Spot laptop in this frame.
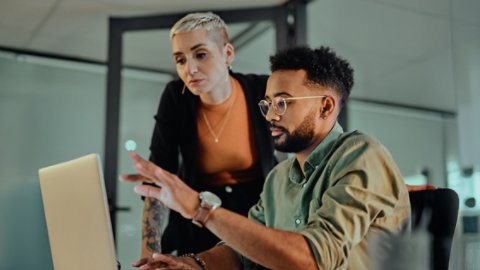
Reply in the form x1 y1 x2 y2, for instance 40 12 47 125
38 154 119 270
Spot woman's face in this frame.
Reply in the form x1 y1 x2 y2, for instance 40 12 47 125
171 28 234 96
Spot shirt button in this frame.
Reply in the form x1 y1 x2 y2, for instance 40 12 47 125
295 219 301 225
225 186 233 193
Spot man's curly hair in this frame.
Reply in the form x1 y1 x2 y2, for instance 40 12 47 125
269 46 354 107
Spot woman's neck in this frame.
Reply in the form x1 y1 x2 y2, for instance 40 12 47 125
200 76 232 105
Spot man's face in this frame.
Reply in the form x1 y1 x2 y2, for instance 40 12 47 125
264 70 322 153
171 28 233 96
273 108 316 153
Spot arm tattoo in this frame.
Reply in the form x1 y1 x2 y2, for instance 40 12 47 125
143 197 167 252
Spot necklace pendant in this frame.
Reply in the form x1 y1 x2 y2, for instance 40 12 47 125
214 138 219 143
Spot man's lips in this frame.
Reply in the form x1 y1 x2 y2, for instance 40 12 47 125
270 125 286 137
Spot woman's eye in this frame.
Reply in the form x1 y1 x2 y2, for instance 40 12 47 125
175 58 185 65
196 52 207 60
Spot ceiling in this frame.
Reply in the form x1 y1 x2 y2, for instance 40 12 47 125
1 0 479 112
0 0 285 64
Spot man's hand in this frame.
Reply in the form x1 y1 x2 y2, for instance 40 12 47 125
132 254 202 270
131 257 152 268
121 152 200 219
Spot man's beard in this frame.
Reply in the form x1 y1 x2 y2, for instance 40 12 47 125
273 112 316 153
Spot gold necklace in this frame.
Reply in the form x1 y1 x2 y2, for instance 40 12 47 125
201 90 237 143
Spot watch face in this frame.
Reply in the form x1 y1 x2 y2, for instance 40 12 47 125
200 191 222 207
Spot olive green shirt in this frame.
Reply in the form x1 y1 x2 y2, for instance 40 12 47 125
240 123 410 270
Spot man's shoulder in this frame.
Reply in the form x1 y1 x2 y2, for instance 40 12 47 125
338 130 383 149
334 130 393 162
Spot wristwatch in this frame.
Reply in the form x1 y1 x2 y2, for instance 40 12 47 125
192 191 222 227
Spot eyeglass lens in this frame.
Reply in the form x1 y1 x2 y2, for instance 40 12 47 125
258 97 287 116
258 100 270 116
274 97 287 115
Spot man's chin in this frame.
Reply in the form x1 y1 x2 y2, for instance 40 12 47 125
273 138 289 153
274 143 293 153
274 136 312 153
273 135 285 145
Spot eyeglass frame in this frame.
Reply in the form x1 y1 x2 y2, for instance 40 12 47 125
258 95 328 117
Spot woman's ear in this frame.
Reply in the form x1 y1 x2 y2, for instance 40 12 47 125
224 43 235 66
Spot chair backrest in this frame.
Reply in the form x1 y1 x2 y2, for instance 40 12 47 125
409 188 459 270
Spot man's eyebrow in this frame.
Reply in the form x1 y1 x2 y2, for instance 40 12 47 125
264 91 292 99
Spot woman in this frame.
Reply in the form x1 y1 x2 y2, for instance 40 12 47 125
135 12 277 261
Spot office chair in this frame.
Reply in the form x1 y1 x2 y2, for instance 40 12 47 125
409 188 459 270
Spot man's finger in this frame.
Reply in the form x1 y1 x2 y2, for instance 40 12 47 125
138 260 165 270
131 257 149 267
120 174 149 182
154 167 176 186
152 253 173 261
127 151 144 162
128 152 163 182
128 152 152 170
134 185 162 199
151 254 186 268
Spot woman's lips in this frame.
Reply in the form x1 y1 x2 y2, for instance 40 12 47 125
189 79 203 87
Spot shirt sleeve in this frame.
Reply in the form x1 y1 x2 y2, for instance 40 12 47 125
299 135 407 269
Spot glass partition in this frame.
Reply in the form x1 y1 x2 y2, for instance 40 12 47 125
0 54 105 269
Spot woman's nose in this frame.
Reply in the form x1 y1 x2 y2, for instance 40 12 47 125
187 61 198 75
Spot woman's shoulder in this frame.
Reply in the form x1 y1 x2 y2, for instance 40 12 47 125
161 79 197 103
163 79 185 94
231 72 269 99
231 72 268 84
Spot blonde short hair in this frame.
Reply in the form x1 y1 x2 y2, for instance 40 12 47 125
170 12 229 44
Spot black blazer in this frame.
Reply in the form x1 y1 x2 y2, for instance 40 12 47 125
148 72 277 188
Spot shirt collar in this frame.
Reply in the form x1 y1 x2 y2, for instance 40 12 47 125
288 122 344 184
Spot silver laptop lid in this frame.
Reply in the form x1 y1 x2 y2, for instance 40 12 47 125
39 154 118 270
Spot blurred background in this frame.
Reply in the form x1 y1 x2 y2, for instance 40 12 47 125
0 0 479 269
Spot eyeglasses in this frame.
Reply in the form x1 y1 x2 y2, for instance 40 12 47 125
258 95 328 117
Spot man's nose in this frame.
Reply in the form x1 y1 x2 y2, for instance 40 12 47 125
265 106 280 122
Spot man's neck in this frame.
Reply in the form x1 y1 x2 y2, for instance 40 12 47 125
295 122 336 172
295 137 323 172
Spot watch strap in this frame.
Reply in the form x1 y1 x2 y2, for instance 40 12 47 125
192 191 221 227
192 205 211 227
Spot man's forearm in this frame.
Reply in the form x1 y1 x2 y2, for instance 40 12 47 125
141 197 165 256
197 244 243 270
205 208 317 270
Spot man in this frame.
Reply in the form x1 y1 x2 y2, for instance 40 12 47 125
122 46 410 270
